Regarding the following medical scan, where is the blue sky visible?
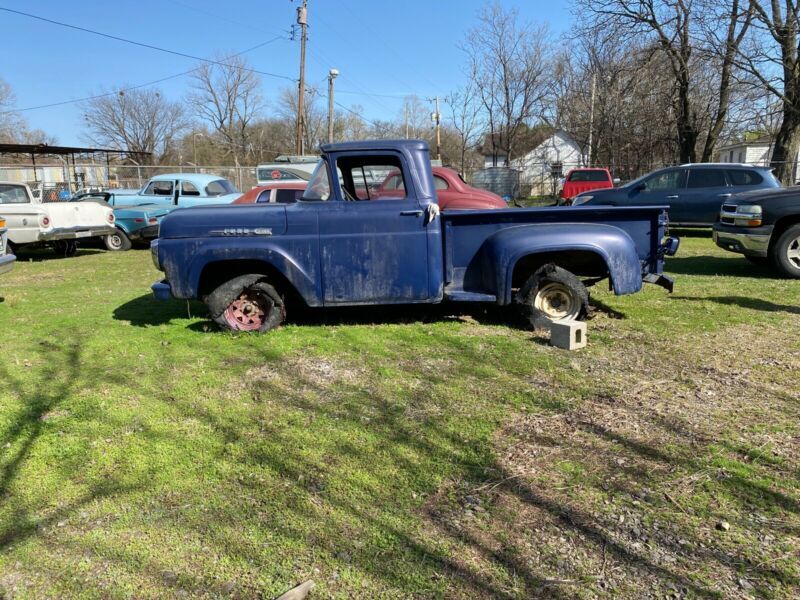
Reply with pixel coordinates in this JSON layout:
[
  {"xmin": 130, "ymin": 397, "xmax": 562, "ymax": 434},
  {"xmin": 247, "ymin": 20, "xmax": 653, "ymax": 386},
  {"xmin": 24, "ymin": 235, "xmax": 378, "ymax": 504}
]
[{"xmin": 1, "ymin": 0, "xmax": 572, "ymax": 145}]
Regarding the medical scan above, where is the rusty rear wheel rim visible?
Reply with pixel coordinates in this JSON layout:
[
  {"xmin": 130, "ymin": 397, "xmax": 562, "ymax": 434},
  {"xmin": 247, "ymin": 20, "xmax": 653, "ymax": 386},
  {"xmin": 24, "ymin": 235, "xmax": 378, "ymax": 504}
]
[
  {"xmin": 223, "ymin": 289, "xmax": 273, "ymax": 331},
  {"xmin": 533, "ymin": 282, "xmax": 581, "ymax": 321}
]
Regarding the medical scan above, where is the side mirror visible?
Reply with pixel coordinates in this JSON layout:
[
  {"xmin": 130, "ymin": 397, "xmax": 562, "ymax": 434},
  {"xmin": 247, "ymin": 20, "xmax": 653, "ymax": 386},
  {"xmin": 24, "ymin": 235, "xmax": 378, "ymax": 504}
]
[
  {"xmin": 634, "ymin": 183, "xmax": 646, "ymax": 192},
  {"xmin": 613, "ymin": 178, "xmax": 621, "ymax": 185}
]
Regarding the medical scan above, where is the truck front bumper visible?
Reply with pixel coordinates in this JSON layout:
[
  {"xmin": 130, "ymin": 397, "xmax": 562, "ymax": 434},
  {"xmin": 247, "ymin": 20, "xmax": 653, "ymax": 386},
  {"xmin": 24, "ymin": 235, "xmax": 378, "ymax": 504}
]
[
  {"xmin": 40, "ymin": 225, "xmax": 118, "ymax": 241},
  {"xmin": 151, "ymin": 280, "xmax": 173, "ymax": 300},
  {"xmin": 712, "ymin": 223, "xmax": 773, "ymax": 257},
  {"xmin": 0, "ymin": 253, "xmax": 16, "ymax": 275}
]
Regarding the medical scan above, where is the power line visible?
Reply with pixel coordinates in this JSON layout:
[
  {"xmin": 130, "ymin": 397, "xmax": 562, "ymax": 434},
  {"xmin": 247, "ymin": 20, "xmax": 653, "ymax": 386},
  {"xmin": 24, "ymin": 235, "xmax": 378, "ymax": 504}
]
[
  {"xmin": 0, "ymin": 37, "xmax": 287, "ymax": 114},
  {"xmin": 0, "ymin": 7, "xmax": 295, "ymax": 82}
]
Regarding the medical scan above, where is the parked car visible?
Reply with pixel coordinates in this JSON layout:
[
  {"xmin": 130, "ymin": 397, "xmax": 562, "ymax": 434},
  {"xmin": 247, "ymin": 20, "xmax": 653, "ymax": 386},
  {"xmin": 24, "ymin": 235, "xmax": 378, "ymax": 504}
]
[
  {"xmin": 71, "ymin": 191, "xmax": 172, "ymax": 251},
  {"xmin": 375, "ymin": 166, "xmax": 507, "ymax": 209},
  {"xmin": 0, "ymin": 181, "xmax": 116, "ymax": 256},
  {"xmin": 232, "ymin": 182, "xmax": 308, "ymax": 205},
  {"xmin": 559, "ymin": 168, "xmax": 618, "ymax": 205},
  {"xmin": 101, "ymin": 174, "xmax": 241, "ymax": 209},
  {"xmin": 0, "ymin": 216, "xmax": 15, "ymax": 275},
  {"xmin": 151, "ymin": 139, "xmax": 678, "ymax": 333},
  {"xmin": 256, "ymin": 156, "xmax": 319, "ymax": 185},
  {"xmin": 572, "ymin": 164, "xmax": 780, "ymax": 226},
  {"xmin": 713, "ymin": 187, "xmax": 800, "ymax": 278}
]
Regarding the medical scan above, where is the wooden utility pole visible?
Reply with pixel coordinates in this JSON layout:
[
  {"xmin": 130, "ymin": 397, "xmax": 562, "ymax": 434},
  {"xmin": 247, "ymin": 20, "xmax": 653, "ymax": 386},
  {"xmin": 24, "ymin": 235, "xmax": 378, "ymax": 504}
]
[
  {"xmin": 327, "ymin": 68, "xmax": 338, "ymax": 143},
  {"xmin": 295, "ymin": 0, "xmax": 308, "ymax": 155}
]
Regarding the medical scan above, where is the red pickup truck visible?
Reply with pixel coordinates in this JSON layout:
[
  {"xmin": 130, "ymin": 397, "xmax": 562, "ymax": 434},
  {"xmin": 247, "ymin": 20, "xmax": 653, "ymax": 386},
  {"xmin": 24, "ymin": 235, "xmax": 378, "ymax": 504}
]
[{"xmin": 559, "ymin": 168, "xmax": 617, "ymax": 205}]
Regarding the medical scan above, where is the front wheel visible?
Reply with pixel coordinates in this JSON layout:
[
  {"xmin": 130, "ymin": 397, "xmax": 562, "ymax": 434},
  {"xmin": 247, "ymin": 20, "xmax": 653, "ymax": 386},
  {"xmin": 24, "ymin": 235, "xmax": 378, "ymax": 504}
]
[
  {"xmin": 515, "ymin": 264, "xmax": 589, "ymax": 330},
  {"xmin": 206, "ymin": 274, "xmax": 286, "ymax": 333},
  {"xmin": 105, "ymin": 229, "xmax": 132, "ymax": 251},
  {"xmin": 770, "ymin": 224, "xmax": 800, "ymax": 279},
  {"xmin": 53, "ymin": 240, "xmax": 77, "ymax": 257}
]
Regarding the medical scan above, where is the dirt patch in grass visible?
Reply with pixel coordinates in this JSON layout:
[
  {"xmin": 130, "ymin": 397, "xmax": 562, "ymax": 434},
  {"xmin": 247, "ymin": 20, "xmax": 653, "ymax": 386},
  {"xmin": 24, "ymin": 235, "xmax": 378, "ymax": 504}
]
[{"xmin": 425, "ymin": 323, "xmax": 800, "ymax": 599}]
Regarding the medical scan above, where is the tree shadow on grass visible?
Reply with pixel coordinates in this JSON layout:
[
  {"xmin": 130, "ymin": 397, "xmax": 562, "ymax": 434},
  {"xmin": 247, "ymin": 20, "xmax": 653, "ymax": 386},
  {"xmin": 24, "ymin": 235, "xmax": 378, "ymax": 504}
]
[
  {"xmin": 672, "ymin": 295, "xmax": 800, "ymax": 314},
  {"xmin": 10, "ymin": 247, "xmax": 105, "ymax": 262}
]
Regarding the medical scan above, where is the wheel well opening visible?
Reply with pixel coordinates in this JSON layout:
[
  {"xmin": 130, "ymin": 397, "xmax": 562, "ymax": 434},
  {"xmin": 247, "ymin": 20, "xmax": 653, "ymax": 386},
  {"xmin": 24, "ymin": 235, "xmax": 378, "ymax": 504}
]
[
  {"xmin": 770, "ymin": 216, "xmax": 800, "ymax": 250},
  {"xmin": 511, "ymin": 250, "xmax": 609, "ymax": 289},
  {"xmin": 198, "ymin": 260, "xmax": 305, "ymax": 307}
]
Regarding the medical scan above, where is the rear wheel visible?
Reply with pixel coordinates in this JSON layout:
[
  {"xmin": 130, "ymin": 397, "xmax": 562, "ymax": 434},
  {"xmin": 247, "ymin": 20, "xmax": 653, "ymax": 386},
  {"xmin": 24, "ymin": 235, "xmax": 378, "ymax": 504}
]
[
  {"xmin": 53, "ymin": 240, "xmax": 77, "ymax": 257},
  {"xmin": 105, "ymin": 229, "xmax": 132, "ymax": 251},
  {"xmin": 769, "ymin": 224, "xmax": 800, "ymax": 279},
  {"xmin": 206, "ymin": 274, "xmax": 286, "ymax": 333},
  {"xmin": 515, "ymin": 264, "xmax": 589, "ymax": 330}
]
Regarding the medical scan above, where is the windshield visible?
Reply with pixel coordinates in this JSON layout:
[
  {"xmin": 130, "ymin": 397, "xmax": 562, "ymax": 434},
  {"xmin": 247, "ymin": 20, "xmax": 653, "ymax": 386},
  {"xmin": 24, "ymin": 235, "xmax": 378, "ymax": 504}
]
[
  {"xmin": 0, "ymin": 184, "xmax": 30, "ymax": 204},
  {"xmin": 301, "ymin": 160, "xmax": 332, "ymax": 201}
]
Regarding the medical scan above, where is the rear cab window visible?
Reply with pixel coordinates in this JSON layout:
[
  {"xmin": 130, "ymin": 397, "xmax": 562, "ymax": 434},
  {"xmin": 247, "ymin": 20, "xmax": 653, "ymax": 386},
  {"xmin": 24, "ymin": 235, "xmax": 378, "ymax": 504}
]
[{"xmin": 567, "ymin": 170, "xmax": 610, "ymax": 182}]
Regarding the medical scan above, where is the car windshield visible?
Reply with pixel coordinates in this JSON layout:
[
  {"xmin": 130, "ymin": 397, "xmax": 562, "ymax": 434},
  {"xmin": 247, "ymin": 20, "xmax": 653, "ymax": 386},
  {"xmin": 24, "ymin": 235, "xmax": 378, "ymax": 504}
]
[
  {"xmin": 568, "ymin": 170, "xmax": 609, "ymax": 182},
  {"xmin": 301, "ymin": 160, "xmax": 332, "ymax": 201}
]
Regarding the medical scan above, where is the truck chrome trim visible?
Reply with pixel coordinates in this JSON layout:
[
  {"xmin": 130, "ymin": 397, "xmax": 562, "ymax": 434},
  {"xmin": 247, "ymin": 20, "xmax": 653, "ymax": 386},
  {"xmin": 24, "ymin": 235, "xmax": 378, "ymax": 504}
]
[
  {"xmin": 39, "ymin": 225, "xmax": 117, "ymax": 241},
  {"xmin": 712, "ymin": 230, "xmax": 771, "ymax": 256}
]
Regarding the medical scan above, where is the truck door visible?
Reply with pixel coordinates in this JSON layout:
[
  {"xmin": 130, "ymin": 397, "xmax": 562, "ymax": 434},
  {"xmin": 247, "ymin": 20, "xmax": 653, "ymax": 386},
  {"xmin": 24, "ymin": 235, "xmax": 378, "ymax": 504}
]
[{"xmin": 310, "ymin": 153, "xmax": 433, "ymax": 305}]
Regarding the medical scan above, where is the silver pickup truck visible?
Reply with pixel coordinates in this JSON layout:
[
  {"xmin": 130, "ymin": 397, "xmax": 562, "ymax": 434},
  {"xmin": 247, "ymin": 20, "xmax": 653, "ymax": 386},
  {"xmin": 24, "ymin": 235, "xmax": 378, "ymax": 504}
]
[{"xmin": 0, "ymin": 181, "xmax": 116, "ymax": 256}]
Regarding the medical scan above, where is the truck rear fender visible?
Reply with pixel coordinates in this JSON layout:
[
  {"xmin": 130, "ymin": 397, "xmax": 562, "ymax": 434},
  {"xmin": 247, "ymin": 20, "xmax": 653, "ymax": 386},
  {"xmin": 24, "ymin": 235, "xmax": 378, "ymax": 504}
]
[
  {"xmin": 481, "ymin": 223, "xmax": 643, "ymax": 304},
  {"xmin": 179, "ymin": 243, "xmax": 320, "ymax": 307}
]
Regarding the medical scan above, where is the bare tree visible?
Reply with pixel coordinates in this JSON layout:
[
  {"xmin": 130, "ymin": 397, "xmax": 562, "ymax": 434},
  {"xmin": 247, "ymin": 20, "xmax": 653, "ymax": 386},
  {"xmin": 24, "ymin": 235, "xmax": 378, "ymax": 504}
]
[
  {"xmin": 188, "ymin": 54, "xmax": 265, "ymax": 165},
  {"xmin": 464, "ymin": 3, "xmax": 552, "ymax": 166},
  {"xmin": 277, "ymin": 86, "xmax": 326, "ymax": 153},
  {"xmin": 579, "ymin": 0, "xmax": 750, "ymax": 163},
  {"xmin": 445, "ymin": 82, "xmax": 484, "ymax": 173},
  {"xmin": 734, "ymin": 1, "xmax": 800, "ymax": 183},
  {"xmin": 81, "ymin": 87, "xmax": 186, "ymax": 162}
]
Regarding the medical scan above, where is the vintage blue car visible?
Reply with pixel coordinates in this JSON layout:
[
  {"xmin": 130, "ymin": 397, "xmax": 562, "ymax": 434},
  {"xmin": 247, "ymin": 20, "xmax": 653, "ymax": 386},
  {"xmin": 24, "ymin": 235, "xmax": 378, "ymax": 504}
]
[{"xmin": 105, "ymin": 173, "xmax": 241, "ymax": 209}]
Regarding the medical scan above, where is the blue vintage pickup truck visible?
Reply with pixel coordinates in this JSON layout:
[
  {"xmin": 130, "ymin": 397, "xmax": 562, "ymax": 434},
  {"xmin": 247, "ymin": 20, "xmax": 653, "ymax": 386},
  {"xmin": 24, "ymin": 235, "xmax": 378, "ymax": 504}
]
[{"xmin": 151, "ymin": 140, "xmax": 678, "ymax": 332}]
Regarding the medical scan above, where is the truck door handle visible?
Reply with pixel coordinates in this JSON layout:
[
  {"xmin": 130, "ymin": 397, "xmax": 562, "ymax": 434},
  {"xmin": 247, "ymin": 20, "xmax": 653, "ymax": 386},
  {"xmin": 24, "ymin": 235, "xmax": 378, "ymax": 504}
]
[
  {"xmin": 666, "ymin": 195, "xmax": 679, "ymax": 199},
  {"xmin": 400, "ymin": 210, "xmax": 423, "ymax": 217},
  {"xmin": 718, "ymin": 193, "xmax": 732, "ymax": 199}
]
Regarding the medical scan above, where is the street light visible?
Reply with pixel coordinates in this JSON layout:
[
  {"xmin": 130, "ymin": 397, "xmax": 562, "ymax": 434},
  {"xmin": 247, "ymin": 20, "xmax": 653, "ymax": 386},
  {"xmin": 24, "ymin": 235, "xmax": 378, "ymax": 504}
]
[
  {"xmin": 192, "ymin": 132, "xmax": 205, "ymax": 166},
  {"xmin": 328, "ymin": 68, "xmax": 339, "ymax": 144}
]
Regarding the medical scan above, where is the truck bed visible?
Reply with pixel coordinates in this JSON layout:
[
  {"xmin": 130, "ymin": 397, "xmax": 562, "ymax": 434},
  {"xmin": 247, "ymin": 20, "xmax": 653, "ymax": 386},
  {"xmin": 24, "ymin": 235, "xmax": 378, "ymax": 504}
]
[{"xmin": 442, "ymin": 205, "xmax": 668, "ymax": 301}]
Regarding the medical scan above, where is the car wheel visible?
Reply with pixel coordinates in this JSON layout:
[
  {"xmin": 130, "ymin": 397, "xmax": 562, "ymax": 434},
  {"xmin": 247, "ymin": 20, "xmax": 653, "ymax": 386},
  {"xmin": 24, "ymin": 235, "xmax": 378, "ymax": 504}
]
[
  {"xmin": 515, "ymin": 264, "xmax": 589, "ymax": 330},
  {"xmin": 53, "ymin": 240, "xmax": 78, "ymax": 257},
  {"xmin": 769, "ymin": 223, "xmax": 800, "ymax": 279},
  {"xmin": 206, "ymin": 274, "xmax": 286, "ymax": 333},
  {"xmin": 105, "ymin": 229, "xmax": 132, "ymax": 251}
]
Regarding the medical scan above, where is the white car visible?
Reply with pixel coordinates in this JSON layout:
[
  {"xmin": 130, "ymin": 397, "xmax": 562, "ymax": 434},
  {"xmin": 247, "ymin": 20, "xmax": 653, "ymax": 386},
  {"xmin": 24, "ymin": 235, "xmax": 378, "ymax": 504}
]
[
  {"xmin": 0, "ymin": 181, "xmax": 116, "ymax": 256},
  {"xmin": 0, "ymin": 216, "xmax": 15, "ymax": 275}
]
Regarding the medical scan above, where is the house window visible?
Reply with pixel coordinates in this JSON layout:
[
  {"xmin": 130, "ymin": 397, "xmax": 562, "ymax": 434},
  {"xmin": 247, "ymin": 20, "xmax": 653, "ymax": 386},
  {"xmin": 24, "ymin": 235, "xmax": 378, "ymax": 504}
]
[
  {"xmin": 738, "ymin": 151, "xmax": 744, "ymax": 162},
  {"xmin": 729, "ymin": 151, "xmax": 734, "ymax": 162}
]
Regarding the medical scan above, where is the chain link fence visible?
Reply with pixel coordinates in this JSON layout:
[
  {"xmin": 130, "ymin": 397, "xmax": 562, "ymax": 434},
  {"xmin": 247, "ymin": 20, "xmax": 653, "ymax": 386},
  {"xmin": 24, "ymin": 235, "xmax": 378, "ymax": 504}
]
[{"xmin": 0, "ymin": 158, "xmax": 792, "ymax": 202}]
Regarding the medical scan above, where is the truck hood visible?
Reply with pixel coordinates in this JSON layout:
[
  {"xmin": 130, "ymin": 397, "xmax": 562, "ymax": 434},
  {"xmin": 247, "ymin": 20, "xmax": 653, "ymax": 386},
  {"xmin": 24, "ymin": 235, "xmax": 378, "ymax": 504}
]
[
  {"xmin": 721, "ymin": 186, "xmax": 797, "ymax": 206},
  {"xmin": 42, "ymin": 201, "xmax": 113, "ymax": 229},
  {"xmin": 159, "ymin": 204, "xmax": 288, "ymax": 238}
]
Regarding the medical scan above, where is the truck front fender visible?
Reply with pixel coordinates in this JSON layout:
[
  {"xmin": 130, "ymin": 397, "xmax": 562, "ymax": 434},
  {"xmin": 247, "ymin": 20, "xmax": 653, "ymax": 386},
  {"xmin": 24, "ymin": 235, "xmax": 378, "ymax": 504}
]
[
  {"xmin": 481, "ymin": 223, "xmax": 643, "ymax": 304},
  {"xmin": 171, "ymin": 238, "xmax": 321, "ymax": 306}
]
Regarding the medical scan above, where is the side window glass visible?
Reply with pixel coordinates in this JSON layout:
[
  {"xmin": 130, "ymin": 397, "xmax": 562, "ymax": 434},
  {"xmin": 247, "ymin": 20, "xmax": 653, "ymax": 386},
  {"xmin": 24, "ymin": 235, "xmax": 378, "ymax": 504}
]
[
  {"xmin": 727, "ymin": 170, "xmax": 763, "ymax": 186},
  {"xmin": 150, "ymin": 181, "xmax": 173, "ymax": 196},
  {"xmin": 433, "ymin": 175, "xmax": 449, "ymax": 190},
  {"xmin": 644, "ymin": 170, "xmax": 683, "ymax": 191},
  {"xmin": 181, "ymin": 181, "xmax": 200, "ymax": 196},
  {"xmin": 337, "ymin": 156, "xmax": 406, "ymax": 201},
  {"xmin": 275, "ymin": 189, "xmax": 301, "ymax": 204},
  {"xmin": 0, "ymin": 184, "xmax": 29, "ymax": 204},
  {"xmin": 205, "ymin": 181, "xmax": 227, "ymax": 196},
  {"xmin": 687, "ymin": 169, "xmax": 726, "ymax": 189},
  {"xmin": 301, "ymin": 161, "xmax": 332, "ymax": 201},
  {"xmin": 143, "ymin": 181, "xmax": 156, "ymax": 195},
  {"xmin": 256, "ymin": 190, "xmax": 272, "ymax": 203}
]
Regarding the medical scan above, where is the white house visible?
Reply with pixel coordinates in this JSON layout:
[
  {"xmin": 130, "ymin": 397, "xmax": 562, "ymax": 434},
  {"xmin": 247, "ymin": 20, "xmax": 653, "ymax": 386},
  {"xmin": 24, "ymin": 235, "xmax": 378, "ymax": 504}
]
[
  {"xmin": 510, "ymin": 129, "xmax": 583, "ymax": 184},
  {"xmin": 715, "ymin": 135, "xmax": 772, "ymax": 165}
]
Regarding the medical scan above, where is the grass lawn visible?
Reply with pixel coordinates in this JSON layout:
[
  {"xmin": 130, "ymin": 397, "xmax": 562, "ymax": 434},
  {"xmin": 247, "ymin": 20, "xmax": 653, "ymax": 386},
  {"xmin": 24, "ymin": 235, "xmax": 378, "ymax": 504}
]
[{"xmin": 0, "ymin": 232, "xmax": 798, "ymax": 598}]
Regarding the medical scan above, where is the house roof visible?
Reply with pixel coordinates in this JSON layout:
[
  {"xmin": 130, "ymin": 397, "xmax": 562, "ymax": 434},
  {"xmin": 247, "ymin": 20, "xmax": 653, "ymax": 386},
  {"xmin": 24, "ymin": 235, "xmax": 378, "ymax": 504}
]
[{"xmin": 717, "ymin": 134, "xmax": 772, "ymax": 151}]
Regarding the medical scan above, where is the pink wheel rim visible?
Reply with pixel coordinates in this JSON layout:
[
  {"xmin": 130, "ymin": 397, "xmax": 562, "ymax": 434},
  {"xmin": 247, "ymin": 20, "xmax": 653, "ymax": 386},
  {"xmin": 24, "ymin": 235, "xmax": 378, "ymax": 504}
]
[{"xmin": 223, "ymin": 291, "xmax": 271, "ymax": 331}]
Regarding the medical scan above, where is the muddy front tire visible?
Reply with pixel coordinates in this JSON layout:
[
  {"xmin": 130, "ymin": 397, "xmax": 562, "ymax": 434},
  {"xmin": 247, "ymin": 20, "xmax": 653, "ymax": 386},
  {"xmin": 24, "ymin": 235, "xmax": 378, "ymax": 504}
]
[
  {"xmin": 515, "ymin": 264, "xmax": 589, "ymax": 330},
  {"xmin": 206, "ymin": 274, "xmax": 286, "ymax": 333}
]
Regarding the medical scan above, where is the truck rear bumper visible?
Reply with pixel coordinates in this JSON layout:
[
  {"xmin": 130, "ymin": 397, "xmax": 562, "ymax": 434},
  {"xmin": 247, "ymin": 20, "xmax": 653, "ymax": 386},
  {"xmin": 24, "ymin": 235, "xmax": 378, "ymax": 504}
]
[
  {"xmin": 712, "ymin": 224, "xmax": 772, "ymax": 257},
  {"xmin": 151, "ymin": 280, "xmax": 173, "ymax": 301},
  {"xmin": 40, "ymin": 225, "xmax": 118, "ymax": 241},
  {"xmin": 0, "ymin": 253, "xmax": 15, "ymax": 275}
]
